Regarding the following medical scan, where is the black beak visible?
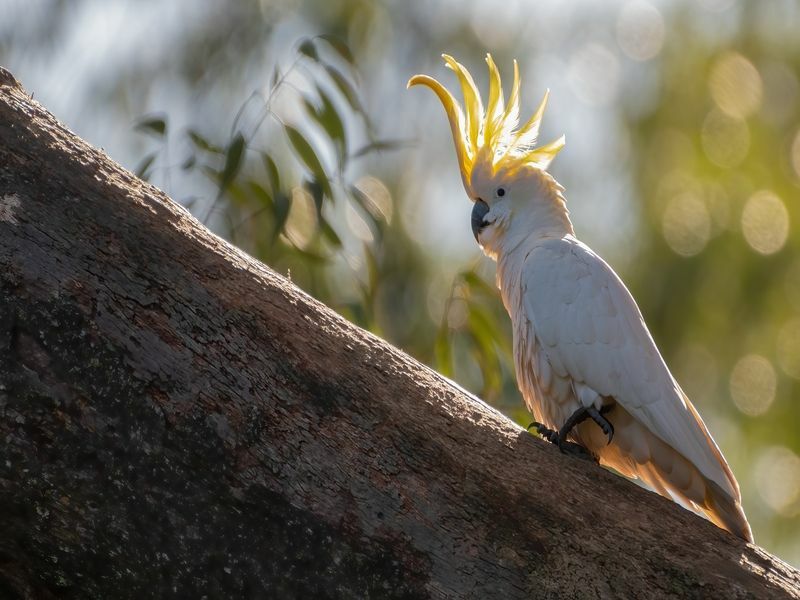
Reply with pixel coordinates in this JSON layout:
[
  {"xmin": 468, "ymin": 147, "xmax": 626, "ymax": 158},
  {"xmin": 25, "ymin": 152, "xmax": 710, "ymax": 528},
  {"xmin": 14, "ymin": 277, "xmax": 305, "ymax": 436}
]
[{"xmin": 471, "ymin": 199, "xmax": 490, "ymax": 243}]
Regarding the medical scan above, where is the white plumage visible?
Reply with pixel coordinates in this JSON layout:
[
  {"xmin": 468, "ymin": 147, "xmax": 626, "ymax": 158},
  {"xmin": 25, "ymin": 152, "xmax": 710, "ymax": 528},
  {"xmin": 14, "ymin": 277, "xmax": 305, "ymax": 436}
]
[
  {"xmin": 497, "ymin": 233, "xmax": 750, "ymax": 539},
  {"xmin": 409, "ymin": 53, "xmax": 753, "ymax": 541}
]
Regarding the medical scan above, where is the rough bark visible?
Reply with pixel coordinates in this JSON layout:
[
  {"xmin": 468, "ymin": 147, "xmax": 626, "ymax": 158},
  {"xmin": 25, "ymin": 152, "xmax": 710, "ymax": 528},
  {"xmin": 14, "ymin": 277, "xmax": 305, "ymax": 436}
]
[{"xmin": 0, "ymin": 66, "xmax": 798, "ymax": 600}]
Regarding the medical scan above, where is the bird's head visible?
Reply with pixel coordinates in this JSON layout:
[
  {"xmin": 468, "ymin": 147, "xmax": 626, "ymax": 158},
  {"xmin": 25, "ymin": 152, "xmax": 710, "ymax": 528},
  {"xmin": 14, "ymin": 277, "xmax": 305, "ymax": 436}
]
[{"xmin": 408, "ymin": 54, "xmax": 570, "ymax": 260}]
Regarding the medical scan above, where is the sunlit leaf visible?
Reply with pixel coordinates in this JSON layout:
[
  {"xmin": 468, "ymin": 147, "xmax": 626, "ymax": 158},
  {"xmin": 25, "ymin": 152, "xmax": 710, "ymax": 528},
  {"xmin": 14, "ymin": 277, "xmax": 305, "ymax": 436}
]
[
  {"xmin": 434, "ymin": 326, "xmax": 453, "ymax": 377},
  {"xmin": 466, "ymin": 300, "xmax": 506, "ymax": 396},
  {"xmin": 461, "ymin": 271, "xmax": 497, "ymax": 298}
]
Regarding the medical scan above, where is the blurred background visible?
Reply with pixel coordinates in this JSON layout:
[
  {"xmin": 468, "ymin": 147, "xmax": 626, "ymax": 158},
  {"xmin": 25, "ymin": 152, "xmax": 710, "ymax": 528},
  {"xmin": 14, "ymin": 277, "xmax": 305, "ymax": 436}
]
[{"xmin": 2, "ymin": 0, "xmax": 799, "ymax": 566}]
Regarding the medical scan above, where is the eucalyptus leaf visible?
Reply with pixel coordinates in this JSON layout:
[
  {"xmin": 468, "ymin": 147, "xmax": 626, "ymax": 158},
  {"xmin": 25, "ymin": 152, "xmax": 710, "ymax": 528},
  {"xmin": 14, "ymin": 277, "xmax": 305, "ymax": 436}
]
[
  {"xmin": 298, "ymin": 39, "xmax": 318, "ymax": 61},
  {"xmin": 135, "ymin": 116, "xmax": 167, "ymax": 137},
  {"xmin": 284, "ymin": 125, "xmax": 331, "ymax": 198},
  {"xmin": 218, "ymin": 132, "xmax": 246, "ymax": 194},
  {"xmin": 134, "ymin": 152, "xmax": 157, "ymax": 180},
  {"xmin": 318, "ymin": 34, "xmax": 355, "ymax": 66}
]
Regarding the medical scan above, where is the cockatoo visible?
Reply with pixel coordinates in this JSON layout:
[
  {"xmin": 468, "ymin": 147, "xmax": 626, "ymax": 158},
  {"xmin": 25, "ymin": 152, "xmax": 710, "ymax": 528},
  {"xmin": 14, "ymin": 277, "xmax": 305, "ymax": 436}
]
[{"xmin": 409, "ymin": 54, "xmax": 753, "ymax": 541}]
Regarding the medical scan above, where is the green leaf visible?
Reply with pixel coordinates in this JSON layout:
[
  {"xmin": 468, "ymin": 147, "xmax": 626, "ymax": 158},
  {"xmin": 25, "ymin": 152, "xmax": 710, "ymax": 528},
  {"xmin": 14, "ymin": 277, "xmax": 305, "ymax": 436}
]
[
  {"xmin": 434, "ymin": 326, "xmax": 453, "ymax": 377},
  {"xmin": 135, "ymin": 152, "xmax": 157, "ymax": 180},
  {"xmin": 318, "ymin": 34, "xmax": 355, "ymax": 66},
  {"xmin": 272, "ymin": 191, "xmax": 291, "ymax": 240},
  {"xmin": 319, "ymin": 217, "xmax": 343, "ymax": 248},
  {"xmin": 187, "ymin": 129, "xmax": 222, "ymax": 154},
  {"xmin": 462, "ymin": 271, "xmax": 497, "ymax": 298},
  {"xmin": 284, "ymin": 125, "xmax": 331, "ymax": 198},
  {"xmin": 135, "ymin": 116, "xmax": 167, "ymax": 137},
  {"xmin": 181, "ymin": 155, "xmax": 196, "ymax": 170},
  {"xmin": 201, "ymin": 164, "xmax": 219, "ymax": 183},
  {"xmin": 219, "ymin": 132, "xmax": 246, "ymax": 194},
  {"xmin": 298, "ymin": 39, "xmax": 318, "ymax": 61},
  {"xmin": 304, "ymin": 179, "xmax": 325, "ymax": 216},
  {"xmin": 324, "ymin": 66, "xmax": 364, "ymax": 115},
  {"xmin": 261, "ymin": 153, "xmax": 281, "ymax": 196},
  {"xmin": 466, "ymin": 302, "xmax": 505, "ymax": 395},
  {"xmin": 316, "ymin": 86, "xmax": 347, "ymax": 159},
  {"xmin": 302, "ymin": 89, "xmax": 347, "ymax": 163},
  {"xmin": 351, "ymin": 139, "xmax": 409, "ymax": 159},
  {"xmin": 249, "ymin": 181, "xmax": 274, "ymax": 210}
]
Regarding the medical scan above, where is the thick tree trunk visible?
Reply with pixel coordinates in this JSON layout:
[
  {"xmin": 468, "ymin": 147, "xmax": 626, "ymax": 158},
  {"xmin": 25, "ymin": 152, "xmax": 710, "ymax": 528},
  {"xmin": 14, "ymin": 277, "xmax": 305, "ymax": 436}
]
[{"xmin": 0, "ymin": 67, "xmax": 798, "ymax": 600}]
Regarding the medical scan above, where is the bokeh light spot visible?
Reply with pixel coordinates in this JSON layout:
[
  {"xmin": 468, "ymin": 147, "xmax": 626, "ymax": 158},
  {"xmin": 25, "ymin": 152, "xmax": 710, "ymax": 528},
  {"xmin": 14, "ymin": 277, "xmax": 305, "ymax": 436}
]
[
  {"xmin": 755, "ymin": 447, "xmax": 800, "ymax": 516},
  {"xmin": 777, "ymin": 318, "xmax": 800, "ymax": 380},
  {"xmin": 741, "ymin": 190, "xmax": 789, "ymax": 255},
  {"xmin": 284, "ymin": 186, "xmax": 318, "ymax": 249},
  {"xmin": 568, "ymin": 43, "xmax": 620, "ymax": 106},
  {"xmin": 345, "ymin": 200, "xmax": 374, "ymax": 243},
  {"xmin": 616, "ymin": 1, "xmax": 665, "ymax": 61},
  {"xmin": 661, "ymin": 193, "xmax": 710, "ymax": 257},
  {"xmin": 701, "ymin": 109, "xmax": 749, "ymax": 168},
  {"xmin": 709, "ymin": 52, "xmax": 763, "ymax": 118},
  {"xmin": 729, "ymin": 354, "xmax": 776, "ymax": 417},
  {"xmin": 355, "ymin": 176, "xmax": 393, "ymax": 223}
]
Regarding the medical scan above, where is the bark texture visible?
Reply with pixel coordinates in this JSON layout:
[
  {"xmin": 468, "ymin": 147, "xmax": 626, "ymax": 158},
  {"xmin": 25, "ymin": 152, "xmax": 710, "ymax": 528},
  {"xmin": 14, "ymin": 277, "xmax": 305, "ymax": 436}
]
[{"xmin": 0, "ymin": 67, "xmax": 799, "ymax": 599}]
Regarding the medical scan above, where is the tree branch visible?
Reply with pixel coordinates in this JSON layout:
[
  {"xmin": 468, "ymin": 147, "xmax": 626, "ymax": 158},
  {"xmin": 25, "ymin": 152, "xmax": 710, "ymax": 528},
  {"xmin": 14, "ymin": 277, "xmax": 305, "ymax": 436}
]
[{"xmin": 0, "ymin": 69, "xmax": 798, "ymax": 599}]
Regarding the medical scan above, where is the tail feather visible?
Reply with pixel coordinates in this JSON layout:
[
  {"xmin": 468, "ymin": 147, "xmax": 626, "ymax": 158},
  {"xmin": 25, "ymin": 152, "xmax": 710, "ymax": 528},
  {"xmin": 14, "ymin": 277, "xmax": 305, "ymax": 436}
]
[
  {"xmin": 704, "ymin": 478, "xmax": 754, "ymax": 542},
  {"xmin": 576, "ymin": 406, "xmax": 753, "ymax": 542}
]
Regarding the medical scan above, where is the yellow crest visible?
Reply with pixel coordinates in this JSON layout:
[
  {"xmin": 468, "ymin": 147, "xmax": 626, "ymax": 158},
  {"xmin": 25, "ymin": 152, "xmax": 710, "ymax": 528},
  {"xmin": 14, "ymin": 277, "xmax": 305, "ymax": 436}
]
[{"xmin": 408, "ymin": 54, "xmax": 565, "ymax": 199}]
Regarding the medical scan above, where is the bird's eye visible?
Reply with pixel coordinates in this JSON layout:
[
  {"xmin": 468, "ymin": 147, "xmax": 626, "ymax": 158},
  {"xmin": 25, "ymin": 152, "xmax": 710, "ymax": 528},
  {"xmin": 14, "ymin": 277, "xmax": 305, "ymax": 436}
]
[{"xmin": 496, "ymin": 187, "xmax": 506, "ymax": 198}]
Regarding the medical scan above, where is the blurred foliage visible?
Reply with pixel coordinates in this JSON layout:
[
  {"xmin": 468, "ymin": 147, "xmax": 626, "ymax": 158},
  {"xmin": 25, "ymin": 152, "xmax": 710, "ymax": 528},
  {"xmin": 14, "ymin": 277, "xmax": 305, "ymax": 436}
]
[{"xmin": 4, "ymin": 0, "xmax": 800, "ymax": 566}]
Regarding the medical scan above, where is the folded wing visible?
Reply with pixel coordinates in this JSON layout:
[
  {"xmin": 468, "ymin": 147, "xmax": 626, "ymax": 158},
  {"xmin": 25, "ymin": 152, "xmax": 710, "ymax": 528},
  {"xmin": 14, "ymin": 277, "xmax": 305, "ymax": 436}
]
[{"xmin": 522, "ymin": 236, "xmax": 740, "ymax": 503}]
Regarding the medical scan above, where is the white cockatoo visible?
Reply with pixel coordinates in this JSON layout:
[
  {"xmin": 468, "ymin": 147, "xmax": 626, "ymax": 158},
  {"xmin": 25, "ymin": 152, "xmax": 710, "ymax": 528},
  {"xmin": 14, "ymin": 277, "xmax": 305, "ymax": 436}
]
[{"xmin": 409, "ymin": 54, "xmax": 752, "ymax": 541}]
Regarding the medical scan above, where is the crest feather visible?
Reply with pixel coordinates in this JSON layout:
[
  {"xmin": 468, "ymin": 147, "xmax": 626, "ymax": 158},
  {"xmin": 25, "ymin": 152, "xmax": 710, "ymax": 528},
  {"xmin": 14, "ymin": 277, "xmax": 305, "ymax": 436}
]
[{"xmin": 408, "ymin": 54, "xmax": 564, "ymax": 197}]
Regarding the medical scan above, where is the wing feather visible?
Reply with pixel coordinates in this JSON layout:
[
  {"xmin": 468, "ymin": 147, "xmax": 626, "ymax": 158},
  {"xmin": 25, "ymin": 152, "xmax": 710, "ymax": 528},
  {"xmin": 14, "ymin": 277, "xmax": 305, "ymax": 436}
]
[{"xmin": 522, "ymin": 236, "xmax": 739, "ymax": 500}]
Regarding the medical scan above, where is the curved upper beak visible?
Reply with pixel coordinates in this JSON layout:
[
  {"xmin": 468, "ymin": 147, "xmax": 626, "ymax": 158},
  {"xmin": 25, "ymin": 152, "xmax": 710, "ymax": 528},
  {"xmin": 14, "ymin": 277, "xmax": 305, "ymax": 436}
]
[{"xmin": 471, "ymin": 199, "xmax": 490, "ymax": 243}]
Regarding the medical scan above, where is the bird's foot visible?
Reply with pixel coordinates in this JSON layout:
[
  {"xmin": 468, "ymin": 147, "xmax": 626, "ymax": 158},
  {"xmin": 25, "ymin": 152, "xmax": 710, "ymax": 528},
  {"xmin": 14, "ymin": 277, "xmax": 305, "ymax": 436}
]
[
  {"xmin": 555, "ymin": 405, "xmax": 615, "ymax": 449},
  {"xmin": 588, "ymin": 406, "xmax": 614, "ymax": 444},
  {"xmin": 527, "ymin": 421, "xmax": 595, "ymax": 461},
  {"xmin": 527, "ymin": 421, "xmax": 558, "ymax": 443}
]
